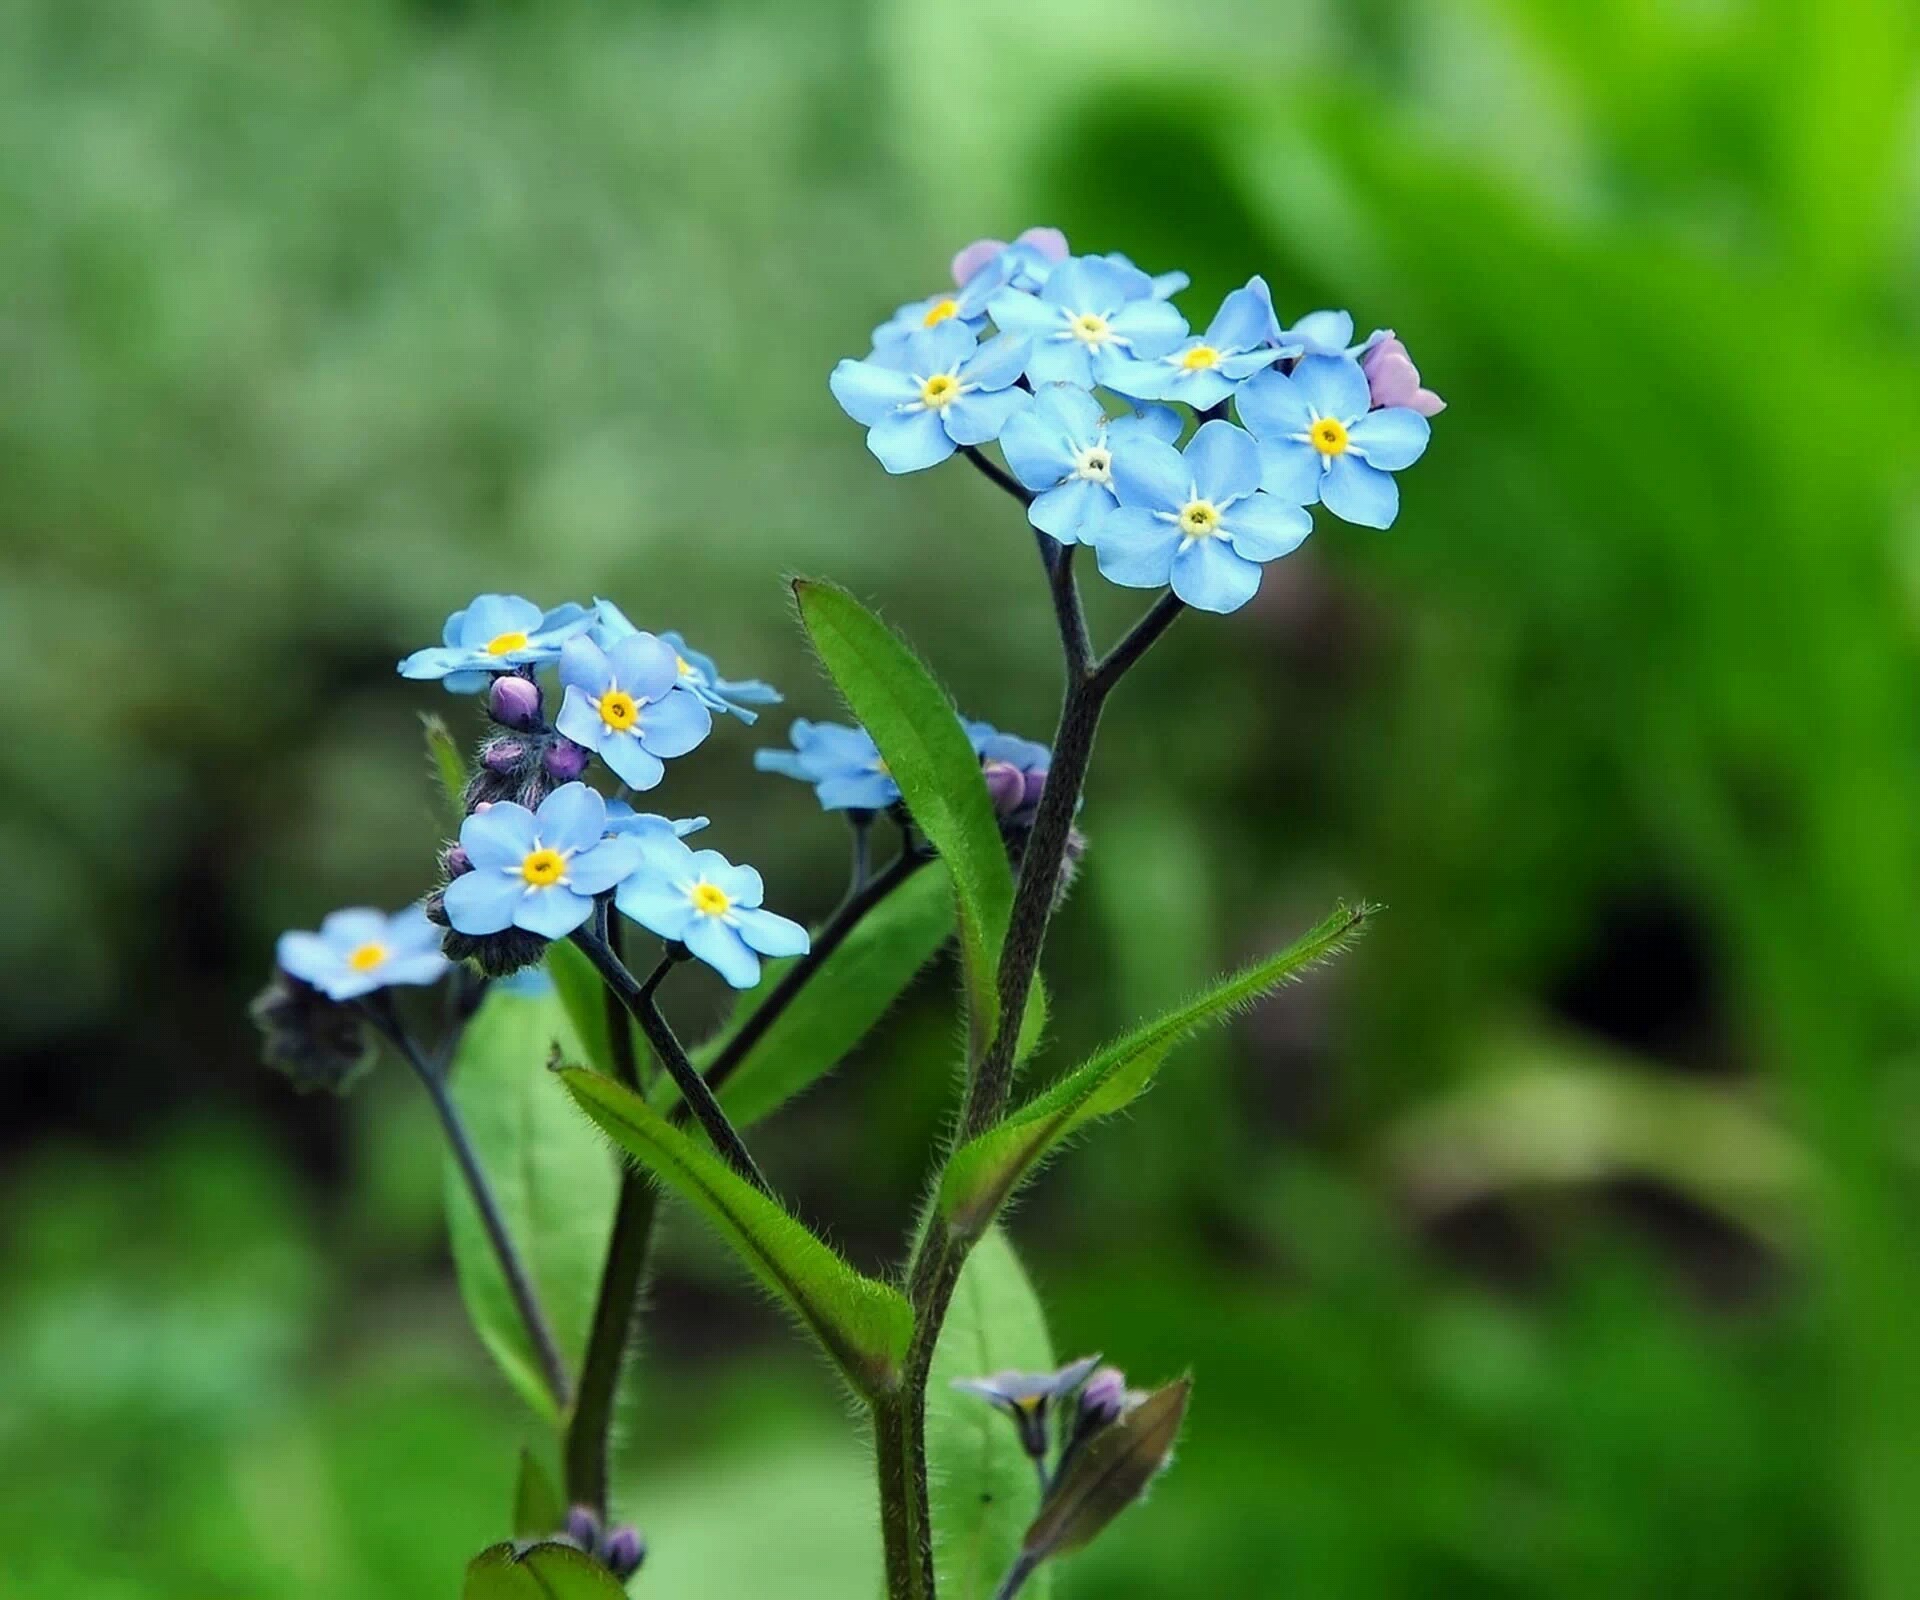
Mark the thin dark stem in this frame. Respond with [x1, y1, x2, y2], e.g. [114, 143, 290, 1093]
[365, 998, 571, 1412]
[572, 926, 771, 1195]
[1046, 542, 1093, 679]
[873, 1394, 931, 1600]
[849, 813, 874, 893]
[960, 444, 1033, 506]
[993, 1552, 1042, 1600]
[563, 1171, 658, 1513]
[1091, 590, 1186, 694]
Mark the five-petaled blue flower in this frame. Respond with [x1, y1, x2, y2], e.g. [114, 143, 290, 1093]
[1235, 354, 1431, 529]
[398, 594, 593, 693]
[1108, 278, 1287, 408]
[443, 783, 641, 942]
[755, 719, 899, 811]
[986, 256, 1187, 390]
[277, 904, 451, 1001]
[555, 634, 713, 790]
[830, 323, 1031, 474]
[998, 386, 1182, 545]
[590, 599, 782, 724]
[871, 279, 996, 352]
[1093, 419, 1314, 614]
[613, 835, 809, 989]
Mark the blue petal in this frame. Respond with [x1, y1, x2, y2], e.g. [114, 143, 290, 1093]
[615, 872, 696, 943]
[458, 594, 543, 648]
[1093, 507, 1181, 588]
[1025, 339, 1096, 388]
[1289, 354, 1372, 423]
[1205, 280, 1275, 351]
[733, 906, 810, 958]
[1098, 355, 1170, 401]
[900, 319, 979, 374]
[386, 905, 446, 955]
[1348, 407, 1431, 471]
[536, 783, 608, 855]
[439, 669, 493, 695]
[1148, 269, 1189, 299]
[1222, 493, 1313, 562]
[1256, 438, 1325, 505]
[711, 861, 765, 906]
[944, 388, 1027, 447]
[568, 836, 642, 896]
[559, 634, 613, 695]
[1279, 309, 1355, 355]
[599, 733, 667, 790]
[999, 396, 1082, 491]
[959, 332, 1030, 391]
[755, 748, 811, 780]
[637, 687, 713, 758]
[555, 684, 607, 751]
[1154, 365, 1234, 410]
[1112, 405, 1183, 446]
[442, 608, 466, 647]
[608, 631, 679, 700]
[830, 359, 919, 426]
[1108, 298, 1188, 360]
[398, 646, 470, 681]
[816, 772, 901, 810]
[1111, 434, 1189, 512]
[444, 870, 523, 935]
[984, 289, 1061, 341]
[1233, 367, 1312, 441]
[319, 907, 389, 951]
[1045, 257, 1137, 315]
[383, 952, 452, 989]
[685, 918, 760, 989]
[275, 931, 339, 989]
[1185, 421, 1262, 504]
[461, 802, 539, 869]
[1218, 348, 1283, 380]
[590, 597, 639, 646]
[868, 409, 955, 474]
[1030, 477, 1113, 545]
[535, 605, 595, 646]
[514, 884, 595, 941]
[1170, 537, 1263, 613]
[1320, 454, 1400, 528]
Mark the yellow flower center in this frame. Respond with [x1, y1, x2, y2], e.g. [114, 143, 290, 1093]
[1178, 500, 1222, 538]
[676, 655, 696, 677]
[520, 847, 567, 887]
[1179, 344, 1221, 370]
[690, 882, 731, 916]
[921, 373, 959, 409]
[1070, 312, 1111, 345]
[599, 688, 639, 731]
[922, 297, 960, 328]
[347, 942, 388, 972]
[1309, 417, 1350, 456]
[486, 630, 530, 656]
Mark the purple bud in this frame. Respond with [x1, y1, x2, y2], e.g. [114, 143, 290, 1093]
[564, 1505, 601, 1552]
[482, 739, 525, 774]
[1021, 766, 1049, 810]
[603, 1526, 646, 1579]
[489, 674, 542, 730]
[982, 759, 1026, 817]
[1359, 334, 1446, 417]
[544, 737, 590, 782]
[1078, 1365, 1128, 1429]
[443, 845, 472, 878]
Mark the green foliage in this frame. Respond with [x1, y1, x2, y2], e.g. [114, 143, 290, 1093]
[446, 985, 617, 1423]
[1021, 1379, 1191, 1562]
[512, 1449, 565, 1542]
[940, 903, 1373, 1237]
[422, 714, 470, 830]
[691, 861, 956, 1128]
[792, 580, 1016, 1050]
[545, 940, 618, 1085]
[559, 1067, 913, 1397]
[464, 1543, 628, 1599]
[925, 1227, 1056, 1600]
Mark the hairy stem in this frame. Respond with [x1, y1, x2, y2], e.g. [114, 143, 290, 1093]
[874, 1393, 933, 1600]
[563, 1171, 658, 1512]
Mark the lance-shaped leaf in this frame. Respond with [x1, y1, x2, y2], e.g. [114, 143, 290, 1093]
[464, 1542, 629, 1599]
[559, 1065, 913, 1396]
[545, 938, 618, 1083]
[1020, 1378, 1191, 1562]
[422, 712, 470, 828]
[793, 579, 1016, 1050]
[512, 1448, 566, 1541]
[940, 902, 1373, 1237]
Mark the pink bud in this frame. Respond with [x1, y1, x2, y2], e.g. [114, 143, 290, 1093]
[982, 759, 1027, 817]
[488, 674, 541, 730]
[543, 737, 590, 782]
[1360, 334, 1446, 416]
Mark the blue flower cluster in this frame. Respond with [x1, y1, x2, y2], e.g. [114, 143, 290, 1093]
[830, 229, 1443, 614]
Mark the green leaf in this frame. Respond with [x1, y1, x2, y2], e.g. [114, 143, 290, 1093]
[559, 1065, 913, 1397]
[792, 579, 1016, 1050]
[545, 938, 617, 1083]
[464, 1542, 629, 1599]
[1021, 1378, 1191, 1561]
[446, 984, 619, 1422]
[926, 1227, 1056, 1600]
[422, 712, 470, 827]
[939, 902, 1373, 1238]
[513, 1448, 565, 1540]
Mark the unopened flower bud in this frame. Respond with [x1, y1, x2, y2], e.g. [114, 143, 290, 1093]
[1359, 333, 1445, 417]
[544, 737, 590, 783]
[249, 971, 374, 1095]
[489, 673, 542, 730]
[982, 759, 1027, 817]
[1077, 1366, 1128, 1431]
[564, 1506, 601, 1552]
[442, 844, 472, 878]
[603, 1526, 646, 1580]
[482, 739, 525, 775]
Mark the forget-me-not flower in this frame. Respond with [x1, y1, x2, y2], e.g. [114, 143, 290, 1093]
[998, 386, 1182, 545]
[590, 599, 781, 723]
[443, 783, 641, 942]
[1093, 419, 1313, 614]
[613, 835, 809, 989]
[555, 633, 713, 789]
[986, 256, 1187, 389]
[830, 323, 1031, 474]
[1235, 354, 1431, 529]
[755, 719, 899, 811]
[1108, 278, 1287, 408]
[952, 1355, 1104, 1461]
[950, 227, 1070, 293]
[277, 905, 451, 1002]
[398, 594, 594, 693]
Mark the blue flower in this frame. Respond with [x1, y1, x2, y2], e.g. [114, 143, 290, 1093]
[277, 904, 451, 1002]
[443, 783, 641, 942]
[872, 280, 996, 351]
[554, 634, 713, 790]
[998, 386, 1182, 545]
[590, 599, 782, 724]
[1107, 279, 1286, 408]
[986, 256, 1187, 389]
[398, 594, 594, 693]
[830, 323, 1031, 474]
[1092, 419, 1313, 614]
[1235, 354, 1431, 529]
[755, 719, 899, 811]
[604, 799, 709, 842]
[950, 228, 1070, 293]
[613, 835, 809, 989]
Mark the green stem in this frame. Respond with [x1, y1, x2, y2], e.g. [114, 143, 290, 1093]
[563, 1171, 659, 1513]
[873, 1393, 932, 1600]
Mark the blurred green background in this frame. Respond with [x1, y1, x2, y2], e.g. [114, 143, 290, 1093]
[6, 0, 1920, 1594]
